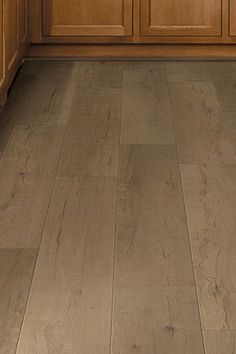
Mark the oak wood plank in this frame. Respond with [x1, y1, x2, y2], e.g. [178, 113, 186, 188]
[204, 331, 236, 354]
[121, 69, 175, 144]
[57, 143, 119, 178]
[57, 82, 121, 177]
[0, 124, 65, 176]
[66, 99, 121, 145]
[213, 81, 236, 152]
[115, 145, 194, 287]
[0, 249, 37, 353]
[111, 145, 204, 353]
[112, 287, 205, 354]
[16, 61, 78, 126]
[181, 163, 236, 330]
[74, 61, 124, 88]
[166, 61, 236, 83]
[0, 124, 65, 248]
[168, 81, 236, 164]
[16, 176, 117, 354]
[0, 174, 56, 248]
[166, 62, 211, 82]
[0, 70, 35, 155]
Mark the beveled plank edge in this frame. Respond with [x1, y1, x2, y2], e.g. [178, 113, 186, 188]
[27, 44, 236, 59]
[164, 69, 208, 352]
[0, 248, 39, 354]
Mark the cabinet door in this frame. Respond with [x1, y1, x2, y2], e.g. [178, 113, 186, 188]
[4, 0, 19, 77]
[141, 0, 222, 37]
[230, 1, 236, 36]
[4, 0, 28, 79]
[0, 0, 4, 94]
[18, 0, 28, 46]
[43, 0, 133, 36]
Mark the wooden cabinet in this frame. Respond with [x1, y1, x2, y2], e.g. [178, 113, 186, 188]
[18, 0, 28, 46]
[141, 0, 222, 37]
[4, 0, 19, 78]
[43, 0, 133, 36]
[0, 0, 28, 108]
[5, 0, 28, 79]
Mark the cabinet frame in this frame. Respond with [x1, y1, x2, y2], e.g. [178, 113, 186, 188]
[26, 0, 236, 44]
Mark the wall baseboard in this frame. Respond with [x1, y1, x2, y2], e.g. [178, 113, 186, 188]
[26, 44, 236, 59]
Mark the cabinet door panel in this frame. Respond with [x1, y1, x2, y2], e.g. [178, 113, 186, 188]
[43, 0, 133, 36]
[4, 0, 19, 75]
[141, 0, 222, 37]
[0, 0, 4, 94]
[18, 0, 28, 46]
[230, 1, 236, 36]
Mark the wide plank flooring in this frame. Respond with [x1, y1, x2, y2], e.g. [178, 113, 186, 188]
[0, 60, 236, 353]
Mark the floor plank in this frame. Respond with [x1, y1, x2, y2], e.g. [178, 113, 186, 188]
[57, 143, 119, 178]
[16, 176, 117, 354]
[66, 99, 121, 145]
[0, 248, 37, 354]
[121, 69, 175, 144]
[168, 80, 236, 164]
[57, 83, 121, 177]
[166, 61, 236, 83]
[111, 144, 204, 353]
[0, 68, 35, 155]
[213, 81, 236, 151]
[181, 163, 236, 330]
[0, 124, 64, 176]
[16, 62, 77, 127]
[112, 287, 205, 354]
[204, 331, 236, 354]
[0, 124, 65, 248]
[115, 145, 194, 287]
[74, 61, 124, 88]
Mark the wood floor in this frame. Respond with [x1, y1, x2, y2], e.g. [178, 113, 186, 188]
[0, 60, 236, 354]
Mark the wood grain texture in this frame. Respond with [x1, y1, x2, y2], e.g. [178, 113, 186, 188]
[121, 69, 175, 144]
[204, 331, 236, 354]
[0, 124, 65, 248]
[166, 61, 236, 83]
[213, 80, 236, 151]
[74, 61, 124, 88]
[115, 145, 194, 287]
[0, 69, 35, 155]
[141, 0, 222, 36]
[57, 143, 119, 178]
[27, 44, 236, 58]
[0, 248, 37, 353]
[181, 163, 236, 330]
[0, 0, 4, 99]
[0, 124, 64, 176]
[230, 0, 236, 36]
[2, 60, 236, 354]
[16, 176, 117, 354]
[168, 80, 236, 164]
[66, 103, 121, 145]
[16, 62, 78, 126]
[57, 83, 121, 177]
[111, 145, 204, 353]
[112, 287, 205, 354]
[43, 0, 133, 36]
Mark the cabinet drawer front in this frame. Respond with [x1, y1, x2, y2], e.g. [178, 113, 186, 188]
[43, 0, 133, 37]
[141, 0, 222, 37]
